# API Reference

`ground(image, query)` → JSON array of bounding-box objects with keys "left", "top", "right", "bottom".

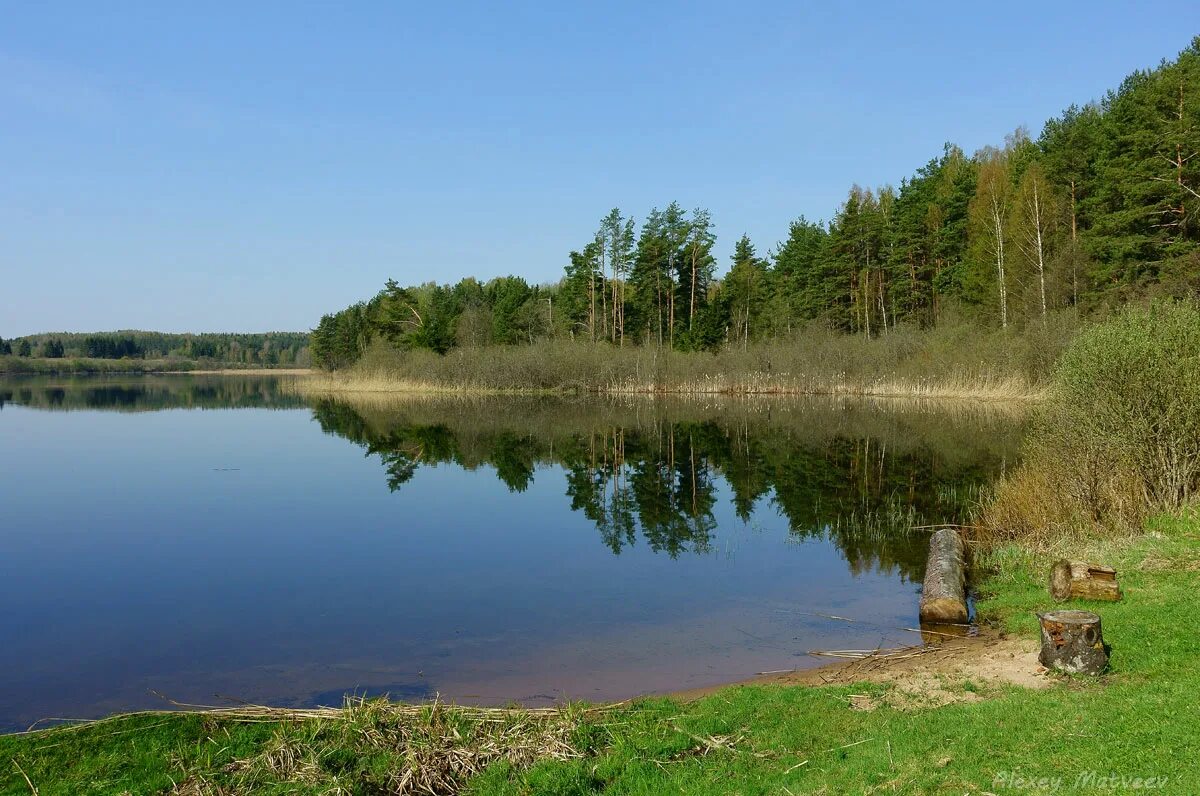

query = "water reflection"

[
  {"left": 310, "top": 396, "right": 1022, "bottom": 580},
  {"left": 0, "top": 374, "right": 305, "bottom": 412},
  {"left": 0, "top": 376, "right": 1027, "bottom": 727}
]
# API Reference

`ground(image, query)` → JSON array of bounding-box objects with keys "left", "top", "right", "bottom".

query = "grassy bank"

[
  {"left": 297, "top": 319, "right": 1073, "bottom": 401},
  {"left": 4, "top": 515, "right": 1196, "bottom": 794}
]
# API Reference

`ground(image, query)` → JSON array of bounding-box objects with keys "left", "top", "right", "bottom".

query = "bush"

[{"left": 981, "top": 300, "right": 1200, "bottom": 542}]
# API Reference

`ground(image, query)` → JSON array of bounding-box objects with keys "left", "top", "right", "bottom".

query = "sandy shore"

[{"left": 670, "top": 631, "right": 1049, "bottom": 708}]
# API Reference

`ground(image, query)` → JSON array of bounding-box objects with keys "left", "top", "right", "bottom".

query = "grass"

[
  {"left": 301, "top": 317, "right": 1077, "bottom": 401},
  {"left": 4, "top": 511, "right": 1197, "bottom": 794}
]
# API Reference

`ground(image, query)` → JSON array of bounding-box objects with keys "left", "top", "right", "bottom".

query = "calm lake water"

[{"left": 0, "top": 375, "right": 1024, "bottom": 731}]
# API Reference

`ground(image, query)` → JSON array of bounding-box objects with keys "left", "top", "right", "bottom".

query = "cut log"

[
  {"left": 919, "top": 528, "right": 968, "bottom": 624},
  {"left": 1049, "top": 559, "right": 1121, "bottom": 602},
  {"left": 1037, "top": 610, "right": 1107, "bottom": 675}
]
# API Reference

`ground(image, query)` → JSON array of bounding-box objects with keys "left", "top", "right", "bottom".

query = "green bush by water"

[{"left": 983, "top": 300, "right": 1200, "bottom": 541}]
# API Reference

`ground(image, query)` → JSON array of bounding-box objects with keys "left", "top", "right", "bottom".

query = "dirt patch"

[{"left": 673, "top": 633, "right": 1051, "bottom": 710}]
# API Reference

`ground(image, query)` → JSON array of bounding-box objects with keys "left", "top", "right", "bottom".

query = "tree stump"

[
  {"left": 918, "top": 528, "right": 968, "bottom": 624},
  {"left": 1049, "top": 560, "right": 1121, "bottom": 602},
  {"left": 1037, "top": 610, "right": 1107, "bottom": 675}
]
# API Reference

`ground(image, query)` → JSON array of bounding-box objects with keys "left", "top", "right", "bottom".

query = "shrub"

[{"left": 981, "top": 300, "right": 1200, "bottom": 542}]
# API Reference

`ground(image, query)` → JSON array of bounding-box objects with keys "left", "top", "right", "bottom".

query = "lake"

[{"left": 0, "top": 375, "right": 1024, "bottom": 732}]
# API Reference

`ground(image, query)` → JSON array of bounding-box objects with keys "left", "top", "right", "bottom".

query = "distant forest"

[
  {"left": 311, "top": 38, "right": 1200, "bottom": 370},
  {"left": 0, "top": 331, "right": 310, "bottom": 367}
]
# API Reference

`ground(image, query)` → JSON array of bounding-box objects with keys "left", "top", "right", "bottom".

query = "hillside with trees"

[{"left": 311, "top": 39, "right": 1200, "bottom": 371}]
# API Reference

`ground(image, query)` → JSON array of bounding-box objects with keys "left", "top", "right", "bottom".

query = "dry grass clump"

[
  {"left": 978, "top": 301, "right": 1200, "bottom": 546},
  {"left": 167, "top": 697, "right": 596, "bottom": 795}
]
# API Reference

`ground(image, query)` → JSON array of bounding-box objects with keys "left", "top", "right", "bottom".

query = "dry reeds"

[
  {"left": 289, "top": 369, "right": 1042, "bottom": 402},
  {"left": 28, "top": 697, "right": 609, "bottom": 796},
  {"left": 226, "top": 697, "right": 588, "bottom": 795},
  {"left": 291, "top": 317, "right": 1073, "bottom": 403}
]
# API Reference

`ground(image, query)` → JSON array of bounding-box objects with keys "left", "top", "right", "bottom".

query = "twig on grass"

[{"left": 11, "top": 759, "right": 38, "bottom": 795}]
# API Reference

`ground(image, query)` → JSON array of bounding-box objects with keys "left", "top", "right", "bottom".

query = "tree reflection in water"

[{"left": 310, "top": 396, "right": 1025, "bottom": 580}]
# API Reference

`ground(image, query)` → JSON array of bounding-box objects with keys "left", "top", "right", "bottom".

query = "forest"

[
  {"left": 0, "top": 331, "right": 310, "bottom": 368},
  {"left": 310, "top": 39, "right": 1200, "bottom": 370}
]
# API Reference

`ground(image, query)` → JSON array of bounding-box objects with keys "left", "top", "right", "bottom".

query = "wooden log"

[
  {"left": 918, "top": 528, "right": 968, "bottom": 624},
  {"left": 1049, "top": 559, "right": 1121, "bottom": 602},
  {"left": 1037, "top": 610, "right": 1108, "bottom": 675}
]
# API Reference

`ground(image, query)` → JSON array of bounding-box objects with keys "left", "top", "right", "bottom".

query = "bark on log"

[
  {"left": 919, "top": 528, "right": 968, "bottom": 624},
  {"left": 1049, "top": 559, "right": 1121, "bottom": 602},
  {"left": 1037, "top": 610, "right": 1107, "bottom": 675}
]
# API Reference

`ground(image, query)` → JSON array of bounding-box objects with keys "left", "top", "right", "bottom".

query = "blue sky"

[{"left": 2, "top": 2, "right": 1197, "bottom": 335}]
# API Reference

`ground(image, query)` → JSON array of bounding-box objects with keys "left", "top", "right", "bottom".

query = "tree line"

[
  {"left": 307, "top": 37, "right": 1197, "bottom": 368},
  {"left": 0, "top": 331, "right": 310, "bottom": 366}
]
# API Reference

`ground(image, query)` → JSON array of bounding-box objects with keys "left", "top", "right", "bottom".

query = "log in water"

[{"left": 918, "top": 528, "right": 968, "bottom": 624}]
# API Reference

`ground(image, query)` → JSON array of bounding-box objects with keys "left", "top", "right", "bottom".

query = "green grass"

[
  {"left": 0, "top": 714, "right": 275, "bottom": 794},
  {"left": 4, "top": 514, "right": 1198, "bottom": 794}
]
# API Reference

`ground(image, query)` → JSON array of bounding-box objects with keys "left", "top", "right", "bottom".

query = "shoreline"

[
  {"left": 0, "top": 366, "right": 315, "bottom": 376},
  {"left": 289, "top": 372, "right": 1046, "bottom": 403},
  {"left": 5, "top": 522, "right": 1195, "bottom": 792},
  {"left": 4, "top": 631, "right": 1038, "bottom": 738},
  {"left": 667, "top": 630, "right": 1045, "bottom": 703},
  {"left": 1, "top": 367, "right": 1046, "bottom": 401},
  {"left": 179, "top": 367, "right": 314, "bottom": 375}
]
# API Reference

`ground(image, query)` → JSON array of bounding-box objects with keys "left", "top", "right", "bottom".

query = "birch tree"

[
  {"left": 968, "top": 148, "right": 1013, "bottom": 328},
  {"left": 1011, "top": 162, "right": 1059, "bottom": 324}
]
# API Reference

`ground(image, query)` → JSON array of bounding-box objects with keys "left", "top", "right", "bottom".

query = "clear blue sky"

[{"left": 2, "top": 2, "right": 1197, "bottom": 336}]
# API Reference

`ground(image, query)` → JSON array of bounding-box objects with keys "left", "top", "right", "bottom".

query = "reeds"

[
  {"left": 292, "top": 318, "right": 1072, "bottom": 402},
  {"left": 289, "top": 362, "right": 1044, "bottom": 402}
]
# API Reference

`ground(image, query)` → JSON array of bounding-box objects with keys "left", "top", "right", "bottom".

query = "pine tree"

[
  {"left": 599, "top": 209, "right": 636, "bottom": 344},
  {"left": 679, "top": 208, "right": 716, "bottom": 345},
  {"left": 770, "top": 216, "right": 829, "bottom": 332},
  {"left": 724, "top": 234, "right": 769, "bottom": 347},
  {"left": 561, "top": 243, "right": 603, "bottom": 340}
]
